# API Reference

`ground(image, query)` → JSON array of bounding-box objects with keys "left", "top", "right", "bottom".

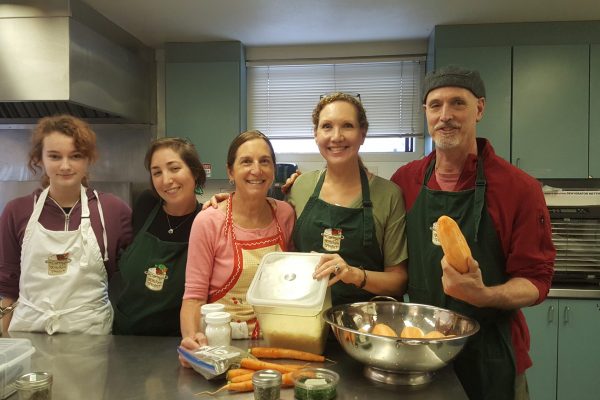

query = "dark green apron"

[
  {"left": 292, "top": 167, "right": 384, "bottom": 305},
  {"left": 406, "top": 157, "right": 516, "bottom": 400},
  {"left": 113, "top": 203, "right": 196, "bottom": 336}
]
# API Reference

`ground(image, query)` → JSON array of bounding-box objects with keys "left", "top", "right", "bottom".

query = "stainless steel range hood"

[{"left": 0, "top": 0, "right": 153, "bottom": 123}]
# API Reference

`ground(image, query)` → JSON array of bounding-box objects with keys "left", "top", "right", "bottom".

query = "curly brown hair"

[{"left": 28, "top": 115, "right": 98, "bottom": 187}]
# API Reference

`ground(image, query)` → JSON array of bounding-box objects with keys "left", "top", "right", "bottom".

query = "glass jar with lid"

[
  {"left": 200, "top": 303, "right": 225, "bottom": 334},
  {"left": 15, "top": 371, "right": 53, "bottom": 400},
  {"left": 252, "top": 369, "right": 281, "bottom": 400},
  {"left": 204, "top": 311, "right": 231, "bottom": 346}
]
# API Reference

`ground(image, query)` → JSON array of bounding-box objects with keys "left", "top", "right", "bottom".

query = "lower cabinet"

[{"left": 523, "top": 298, "right": 600, "bottom": 400}]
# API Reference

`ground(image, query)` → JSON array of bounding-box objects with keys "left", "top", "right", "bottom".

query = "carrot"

[
  {"left": 226, "top": 368, "right": 254, "bottom": 380},
  {"left": 230, "top": 372, "right": 255, "bottom": 383},
  {"left": 279, "top": 363, "right": 307, "bottom": 370},
  {"left": 282, "top": 372, "right": 296, "bottom": 387},
  {"left": 249, "top": 347, "right": 326, "bottom": 362},
  {"left": 196, "top": 380, "right": 254, "bottom": 396},
  {"left": 240, "top": 358, "right": 297, "bottom": 373}
]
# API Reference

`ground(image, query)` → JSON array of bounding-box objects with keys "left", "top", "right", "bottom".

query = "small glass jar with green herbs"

[
  {"left": 14, "top": 372, "right": 52, "bottom": 400},
  {"left": 292, "top": 368, "right": 339, "bottom": 400},
  {"left": 252, "top": 369, "right": 281, "bottom": 400}
]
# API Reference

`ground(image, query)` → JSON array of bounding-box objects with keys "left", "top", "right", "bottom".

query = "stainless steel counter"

[{"left": 7, "top": 333, "right": 468, "bottom": 400}]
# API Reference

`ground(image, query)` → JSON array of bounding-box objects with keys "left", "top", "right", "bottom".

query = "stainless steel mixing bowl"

[{"left": 323, "top": 301, "right": 480, "bottom": 385}]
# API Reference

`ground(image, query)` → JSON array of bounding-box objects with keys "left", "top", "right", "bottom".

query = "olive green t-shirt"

[{"left": 288, "top": 169, "right": 408, "bottom": 267}]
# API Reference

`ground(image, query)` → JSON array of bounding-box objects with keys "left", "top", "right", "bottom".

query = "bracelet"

[{"left": 357, "top": 266, "right": 367, "bottom": 289}]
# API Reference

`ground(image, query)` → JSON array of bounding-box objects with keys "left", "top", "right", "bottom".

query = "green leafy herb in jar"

[{"left": 294, "top": 377, "right": 337, "bottom": 400}]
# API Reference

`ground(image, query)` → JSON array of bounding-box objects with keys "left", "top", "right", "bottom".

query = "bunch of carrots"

[{"left": 197, "top": 347, "right": 326, "bottom": 395}]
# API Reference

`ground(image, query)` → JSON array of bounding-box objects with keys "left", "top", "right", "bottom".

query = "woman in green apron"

[
  {"left": 112, "top": 138, "right": 206, "bottom": 336},
  {"left": 288, "top": 93, "right": 408, "bottom": 306}
]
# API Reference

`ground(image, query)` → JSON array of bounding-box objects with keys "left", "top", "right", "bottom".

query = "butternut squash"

[
  {"left": 436, "top": 215, "right": 471, "bottom": 273},
  {"left": 371, "top": 323, "right": 398, "bottom": 338},
  {"left": 400, "top": 326, "right": 424, "bottom": 338},
  {"left": 423, "top": 330, "right": 446, "bottom": 338}
]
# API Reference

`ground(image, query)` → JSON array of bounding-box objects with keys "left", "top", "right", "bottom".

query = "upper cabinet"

[
  {"left": 431, "top": 22, "right": 600, "bottom": 179},
  {"left": 165, "top": 42, "right": 246, "bottom": 180},
  {"left": 589, "top": 45, "right": 600, "bottom": 178},
  {"left": 435, "top": 46, "right": 511, "bottom": 161},
  {"left": 512, "top": 45, "right": 589, "bottom": 178}
]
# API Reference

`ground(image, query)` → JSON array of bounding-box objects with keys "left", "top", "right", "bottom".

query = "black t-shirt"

[{"left": 132, "top": 189, "right": 199, "bottom": 243}]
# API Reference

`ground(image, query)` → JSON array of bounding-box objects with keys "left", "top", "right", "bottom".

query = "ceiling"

[{"left": 82, "top": 0, "right": 600, "bottom": 48}]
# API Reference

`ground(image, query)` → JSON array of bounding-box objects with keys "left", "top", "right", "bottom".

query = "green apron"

[
  {"left": 293, "top": 167, "right": 384, "bottom": 305},
  {"left": 113, "top": 203, "right": 197, "bottom": 336},
  {"left": 406, "top": 157, "right": 516, "bottom": 400}
]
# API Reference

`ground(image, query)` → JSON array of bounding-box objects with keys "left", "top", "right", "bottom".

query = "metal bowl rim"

[{"left": 322, "top": 301, "right": 480, "bottom": 341}]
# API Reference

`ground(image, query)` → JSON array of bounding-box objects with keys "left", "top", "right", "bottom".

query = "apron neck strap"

[
  {"left": 225, "top": 193, "right": 281, "bottom": 242},
  {"left": 359, "top": 167, "right": 374, "bottom": 247},
  {"left": 91, "top": 189, "right": 109, "bottom": 261}
]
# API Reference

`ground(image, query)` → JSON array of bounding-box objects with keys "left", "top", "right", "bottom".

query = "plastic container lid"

[
  {"left": 0, "top": 339, "right": 34, "bottom": 366},
  {"left": 205, "top": 311, "right": 231, "bottom": 325},
  {"left": 200, "top": 303, "right": 225, "bottom": 316},
  {"left": 247, "top": 252, "right": 328, "bottom": 309}
]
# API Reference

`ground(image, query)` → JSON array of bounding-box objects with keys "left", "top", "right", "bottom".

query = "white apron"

[{"left": 9, "top": 186, "right": 113, "bottom": 335}]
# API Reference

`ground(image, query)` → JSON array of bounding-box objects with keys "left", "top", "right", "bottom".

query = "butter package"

[{"left": 177, "top": 345, "right": 248, "bottom": 380}]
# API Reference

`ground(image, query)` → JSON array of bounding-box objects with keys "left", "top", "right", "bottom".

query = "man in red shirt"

[{"left": 390, "top": 65, "right": 555, "bottom": 400}]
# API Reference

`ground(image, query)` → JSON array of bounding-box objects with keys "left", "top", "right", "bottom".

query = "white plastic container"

[
  {"left": 0, "top": 339, "right": 35, "bottom": 399},
  {"left": 200, "top": 303, "right": 225, "bottom": 334},
  {"left": 247, "top": 252, "right": 331, "bottom": 354},
  {"left": 205, "top": 311, "right": 232, "bottom": 347}
]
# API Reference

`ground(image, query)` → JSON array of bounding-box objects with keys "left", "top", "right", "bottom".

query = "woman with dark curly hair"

[{"left": 113, "top": 137, "right": 206, "bottom": 336}]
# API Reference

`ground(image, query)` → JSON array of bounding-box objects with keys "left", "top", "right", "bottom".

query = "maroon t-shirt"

[
  {"left": 0, "top": 188, "right": 133, "bottom": 299},
  {"left": 390, "top": 138, "right": 555, "bottom": 374}
]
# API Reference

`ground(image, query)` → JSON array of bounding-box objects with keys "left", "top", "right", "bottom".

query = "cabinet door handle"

[
  {"left": 563, "top": 306, "right": 571, "bottom": 324},
  {"left": 547, "top": 305, "right": 555, "bottom": 323},
  {"left": 516, "top": 158, "right": 521, "bottom": 168}
]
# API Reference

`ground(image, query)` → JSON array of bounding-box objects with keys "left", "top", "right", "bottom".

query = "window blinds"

[{"left": 247, "top": 60, "right": 424, "bottom": 140}]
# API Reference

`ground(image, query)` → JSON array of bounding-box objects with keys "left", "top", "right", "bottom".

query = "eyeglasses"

[{"left": 320, "top": 92, "right": 361, "bottom": 101}]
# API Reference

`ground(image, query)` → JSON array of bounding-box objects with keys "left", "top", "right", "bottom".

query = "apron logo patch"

[
  {"left": 321, "top": 228, "right": 344, "bottom": 252},
  {"left": 45, "top": 253, "right": 71, "bottom": 275},
  {"left": 431, "top": 222, "right": 441, "bottom": 246},
  {"left": 144, "top": 264, "right": 169, "bottom": 291}
]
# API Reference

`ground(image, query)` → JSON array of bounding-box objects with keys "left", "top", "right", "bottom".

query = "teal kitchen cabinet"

[
  {"left": 435, "top": 46, "right": 512, "bottom": 161},
  {"left": 523, "top": 299, "right": 559, "bottom": 400},
  {"left": 524, "top": 298, "right": 600, "bottom": 400},
  {"left": 589, "top": 45, "right": 600, "bottom": 178},
  {"left": 512, "top": 45, "right": 589, "bottom": 178},
  {"left": 166, "top": 42, "right": 246, "bottom": 180}
]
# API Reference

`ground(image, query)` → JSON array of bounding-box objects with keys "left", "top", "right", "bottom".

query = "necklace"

[{"left": 165, "top": 210, "right": 195, "bottom": 235}]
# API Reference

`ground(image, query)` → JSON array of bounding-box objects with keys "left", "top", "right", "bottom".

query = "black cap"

[{"left": 422, "top": 65, "right": 486, "bottom": 103}]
